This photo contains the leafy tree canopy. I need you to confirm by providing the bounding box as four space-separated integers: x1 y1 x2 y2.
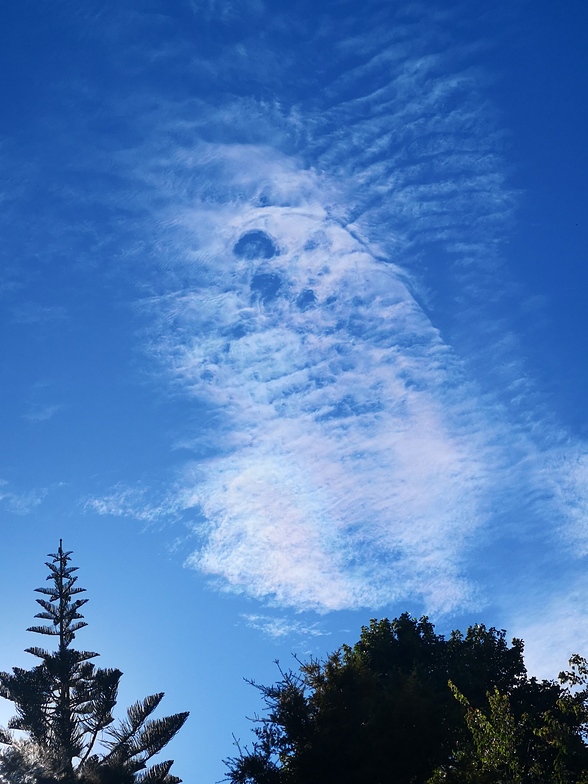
0 542 189 784
225 615 588 784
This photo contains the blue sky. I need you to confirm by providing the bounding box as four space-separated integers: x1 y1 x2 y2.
1 0 587 780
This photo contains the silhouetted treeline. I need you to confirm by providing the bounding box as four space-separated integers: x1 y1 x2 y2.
226 615 588 784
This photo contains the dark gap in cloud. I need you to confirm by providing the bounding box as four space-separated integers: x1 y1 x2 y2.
227 323 248 339
233 230 278 260
296 288 317 310
316 394 384 421
250 272 282 303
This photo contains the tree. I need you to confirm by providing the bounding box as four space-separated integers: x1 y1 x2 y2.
0 541 189 784
225 615 588 784
435 682 524 784
428 669 588 784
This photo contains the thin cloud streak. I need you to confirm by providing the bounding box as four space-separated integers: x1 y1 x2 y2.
86 484 183 527
241 614 329 640
0 481 47 516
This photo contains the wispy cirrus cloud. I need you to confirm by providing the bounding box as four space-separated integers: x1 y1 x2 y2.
22 382 65 424
24 405 64 423
85 484 183 527
241 613 329 640
0 480 47 516
512 575 588 680
11 303 68 325
84 1 588 619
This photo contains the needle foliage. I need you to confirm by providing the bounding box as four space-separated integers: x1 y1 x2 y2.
0 542 189 784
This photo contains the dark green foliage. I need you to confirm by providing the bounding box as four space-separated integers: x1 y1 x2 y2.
0 542 188 784
431 668 588 784
225 614 588 784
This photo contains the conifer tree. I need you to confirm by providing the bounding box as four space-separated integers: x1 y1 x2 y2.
0 541 189 784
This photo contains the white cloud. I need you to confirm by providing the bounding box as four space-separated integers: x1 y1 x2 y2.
87 2 588 620
92 144 504 611
138 161 505 613
511 580 588 680
85 484 182 526
24 404 64 423
0 482 47 515
241 614 329 640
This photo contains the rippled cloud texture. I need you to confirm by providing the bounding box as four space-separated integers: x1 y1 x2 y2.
86 0 588 616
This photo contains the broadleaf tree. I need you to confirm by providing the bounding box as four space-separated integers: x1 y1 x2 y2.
0 541 189 784
225 615 588 784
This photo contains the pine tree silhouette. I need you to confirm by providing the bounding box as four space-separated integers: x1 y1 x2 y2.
0 541 188 784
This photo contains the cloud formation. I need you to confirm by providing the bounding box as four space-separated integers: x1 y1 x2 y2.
148 184 496 612
241 613 329 640
0 480 47 516
85 1 588 618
